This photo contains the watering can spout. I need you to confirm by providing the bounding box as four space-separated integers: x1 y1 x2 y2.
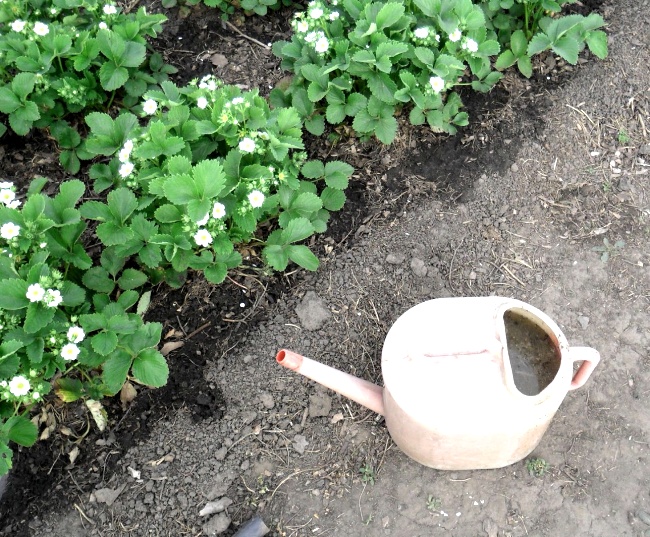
276 349 385 415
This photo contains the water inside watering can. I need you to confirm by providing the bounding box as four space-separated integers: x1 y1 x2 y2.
504 310 561 396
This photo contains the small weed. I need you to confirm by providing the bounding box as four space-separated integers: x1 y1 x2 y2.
618 129 630 144
426 495 442 511
363 514 373 525
526 457 550 477
359 463 375 485
592 237 625 263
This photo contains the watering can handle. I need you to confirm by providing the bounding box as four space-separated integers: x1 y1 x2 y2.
568 347 601 391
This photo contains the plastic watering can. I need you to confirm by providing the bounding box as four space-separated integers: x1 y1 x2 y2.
276 297 600 470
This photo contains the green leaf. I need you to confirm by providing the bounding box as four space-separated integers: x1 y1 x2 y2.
374 116 398 144
262 244 289 271
0 89 21 114
292 192 322 214
4 416 37 447
375 2 405 31
132 348 168 388
324 161 353 189
14 101 40 122
54 378 84 403
24 303 55 333
137 291 152 315
193 160 226 198
107 188 138 223
527 33 553 56
0 280 29 310
91 331 119 355
321 187 347 211
287 245 319 271
413 0 441 17
586 30 608 59
478 40 500 57
117 269 148 290
12 72 36 100
511 29 528 57
102 350 132 394
345 93 367 116
552 36 580 65
305 115 325 136
281 217 315 244
517 56 533 78
204 263 227 284
61 281 86 306
301 160 325 179
163 174 195 204
99 61 129 91
83 267 116 294
154 204 183 223
495 50 516 70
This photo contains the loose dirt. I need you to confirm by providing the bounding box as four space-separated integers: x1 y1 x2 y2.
1 0 649 535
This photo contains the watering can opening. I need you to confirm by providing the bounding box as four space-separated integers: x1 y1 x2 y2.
502 307 562 397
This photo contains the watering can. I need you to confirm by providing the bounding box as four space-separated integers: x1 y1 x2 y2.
276 297 600 470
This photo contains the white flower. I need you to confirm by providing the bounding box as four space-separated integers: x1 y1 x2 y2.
123 139 134 152
231 97 244 105
67 326 85 343
310 7 324 18
465 38 478 53
197 213 209 226
33 392 40 400
118 147 131 162
414 27 429 39
9 376 30 397
449 29 462 42
119 162 134 178
0 182 12 189
206 79 216 91
248 190 265 208
39 242 47 248
239 137 256 153
33 22 49 36
329 11 339 20
103 4 117 14
429 76 445 93
194 228 213 247
197 96 208 109
0 381 6 388
212 202 226 219
26 283 46 302
297 20 309 32
43 289 63 308
305 31 318 43
7 200 20 209
0 222 19 240
315 36 330 53
11 20 26 32
142 99 158 114
0 188 15 205
99 21 108 30
61 343 80 361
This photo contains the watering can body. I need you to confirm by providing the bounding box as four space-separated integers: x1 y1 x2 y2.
277 297 600 470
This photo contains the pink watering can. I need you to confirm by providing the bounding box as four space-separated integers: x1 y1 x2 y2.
276 297 600 470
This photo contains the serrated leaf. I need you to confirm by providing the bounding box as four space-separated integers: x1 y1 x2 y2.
99 61 129 91
54 378 84 403
586 30 608 59
527 33 553 56
324 161 353 190
292 192 323 214
83 267 115 294
132 348 168 388
495 50 516 70
91 331 118 355
117 269 148 290
286 244 319 271
305 115 325 136
4 416 37 447
375 2 405 31
552 35 579 64
281 217 315 244
136 291 152 315
321 187 346 211
262 244 289 271
301 160 325 179
24 303 54 333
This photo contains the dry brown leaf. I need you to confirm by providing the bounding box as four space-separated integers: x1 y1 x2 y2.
160 341 184 357
120 381 137 409
69 446 80 465
210 53 228 67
